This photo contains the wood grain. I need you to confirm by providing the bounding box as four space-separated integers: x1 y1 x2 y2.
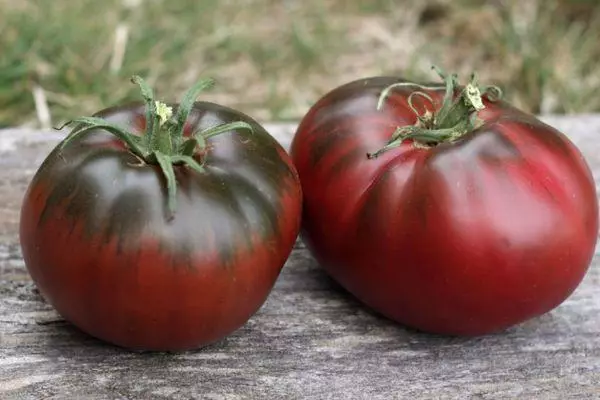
1 117 600 399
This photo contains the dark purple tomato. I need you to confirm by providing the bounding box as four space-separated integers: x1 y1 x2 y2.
290 71 598 335
20 77 302 351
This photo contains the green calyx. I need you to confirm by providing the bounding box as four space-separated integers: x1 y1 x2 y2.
367 66 502 159
57 76 253 218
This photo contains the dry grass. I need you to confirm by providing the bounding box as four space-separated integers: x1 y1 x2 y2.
0 0 599 127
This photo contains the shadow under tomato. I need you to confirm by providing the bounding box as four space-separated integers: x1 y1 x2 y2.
299 256 536 346
38 314 239 355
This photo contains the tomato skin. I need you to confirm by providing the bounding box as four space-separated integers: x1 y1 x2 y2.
291 77 598 335
20 102 302 351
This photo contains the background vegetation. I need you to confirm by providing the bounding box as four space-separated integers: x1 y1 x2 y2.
1 0 599 128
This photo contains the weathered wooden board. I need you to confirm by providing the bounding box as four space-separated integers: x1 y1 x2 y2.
1 117 600 399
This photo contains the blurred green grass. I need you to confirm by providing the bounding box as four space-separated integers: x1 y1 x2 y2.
1 0 599 127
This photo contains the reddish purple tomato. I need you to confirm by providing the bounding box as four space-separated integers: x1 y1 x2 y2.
20 77 302 351
290 70 598 335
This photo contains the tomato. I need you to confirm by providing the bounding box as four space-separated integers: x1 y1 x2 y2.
20 77 302 351
290 69 598 335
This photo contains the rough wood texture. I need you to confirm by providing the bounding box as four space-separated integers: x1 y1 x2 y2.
1 117 600 399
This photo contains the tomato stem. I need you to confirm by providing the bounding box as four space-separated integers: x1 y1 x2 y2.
169 78 215 149
368 66 502 158
131 75 157 150
55 75 254 217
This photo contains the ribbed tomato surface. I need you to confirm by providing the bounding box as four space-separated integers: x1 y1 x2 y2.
20 102 302 350
291 77 598 335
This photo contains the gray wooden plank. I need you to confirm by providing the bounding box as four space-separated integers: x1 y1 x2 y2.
1 117 600 399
